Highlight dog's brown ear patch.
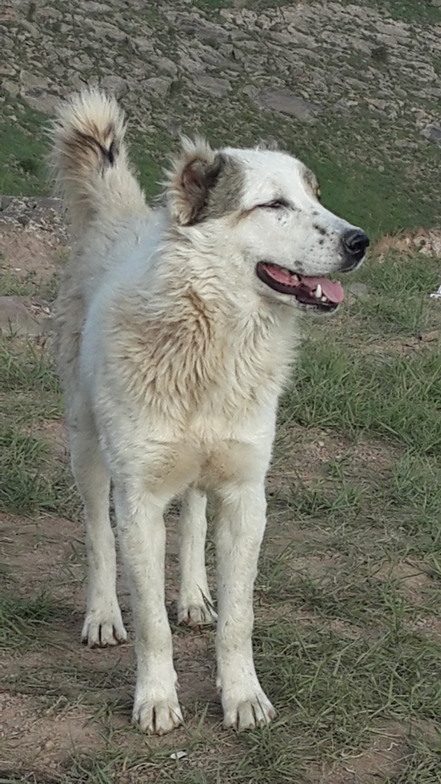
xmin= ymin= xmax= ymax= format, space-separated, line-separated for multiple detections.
xmin=303 ymin=166 xmax=322 ymax=201
xmin=167 ymin=138 xmax=225 ymax=225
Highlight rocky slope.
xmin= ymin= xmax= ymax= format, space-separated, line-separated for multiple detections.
xmin=1 ymin=0 xmax=441 ymax=232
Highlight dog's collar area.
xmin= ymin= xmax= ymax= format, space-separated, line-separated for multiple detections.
xmin=255 ymin=261 xmax=344 ymax=310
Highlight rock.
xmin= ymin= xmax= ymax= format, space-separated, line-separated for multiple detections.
xmin=19 ymin=70 xmax=49 ymax=91
xmin=253 ymin=89 xmax=320 ymax=122
xmin=0 ymin=196 xmax=66 ymax=240
xmin=150 ymin=55 xmax=178 ymax=77
xmin=18 ymin=19 xmax=39 ymax=37
xmin=0 ymin=196 xmax=13 ymax=211
xmin=1 ymin=80 xmax=20 ymax=98
xmin=18 ymin=70 xmax=58 ymax=112
xmin=141 ymin=77 xmax=173 ymax=97
xmin=0 ymin=63 xmax=16 ymax=76
xmin=0 ymin=296 xmax=51 ymax=337
xmin=79 ymin=1 xmax=113 ymax=11
xmin=100 ymin=75 xmax=128 ymax=97
xmin=374 ymin=228 xmax=441 ymax=259
xmin=192 ymin=74 xmax=231 ymax=98
xmin=421 ymin=123 xmax=441 ymax=145
xmin=346 ymin=282 xmax=369 ymax=299
xmin=21 ymin=89 xmax=59 ymax=114
xmin=334 ymin=98 xmax=352 ymax=115
xmin=175 ymin=15 xmax=230 ymax=43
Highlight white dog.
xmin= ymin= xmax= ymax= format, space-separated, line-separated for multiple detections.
xmin=50 ymin=89 xmax=368 ymax=735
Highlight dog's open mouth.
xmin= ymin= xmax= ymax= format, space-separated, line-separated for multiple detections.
xmin=256 ymin=262 xmax=344 ymax=311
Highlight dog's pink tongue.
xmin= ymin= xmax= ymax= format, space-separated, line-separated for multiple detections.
xmin=301 ymin=276 xmax=345 ymax=304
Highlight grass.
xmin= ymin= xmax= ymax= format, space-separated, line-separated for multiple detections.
xmin=0 ymin=588 xmax=63 ymax=651
xmin=281 ymin=253 xmax=441 ymax=453
xmin=0 ymin=101 xmax=48 ymax=195
xmin=0 ymin=269 xmax=61 ymax=300
xmin=189 ymin=0 xmax=441 ymax=21
xmin=340 ymin=0 xmax=441 ymax=24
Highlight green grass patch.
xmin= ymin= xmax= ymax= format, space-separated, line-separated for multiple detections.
xmin=0 ymin=588 xmax=62 ymax=650
xmin=239 ymin=621 xmax=441 ymax=781
xmin=340 ymin=0 xmax=441 ymax=24
xmin=0 ymin=424 xmax=78 ymax=518
xmin=281 ymin=252 xmax=441 ymax=453
xmin=303 ymin=142 xmax=441 ymax=241
xmin=349 ymin=252 xmax=441 ymax=336
xmin=0 ymin=269 xmax=61 ymax=300
xmin=0 ymin=342 xmax=59 ymax=393
xmin=284 ymin=345 xmax=441 ymax=453
xmin=0 ymin=340 xmax=79 ymax=518
xmin=0 ymin=102 xmax=49 ymax=195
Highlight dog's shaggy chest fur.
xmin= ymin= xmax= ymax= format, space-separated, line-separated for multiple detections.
xmin=50 ymin=89 xmax=367 ymax=735
xmin=102 ymin=263 xmax=297 ymax=426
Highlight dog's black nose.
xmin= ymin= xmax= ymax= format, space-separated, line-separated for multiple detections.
xmin=341 ymin=229 xmax=370 ymax=262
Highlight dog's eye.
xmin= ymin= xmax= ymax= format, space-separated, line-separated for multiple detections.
xmin=264 ymin=199 xmax=288 ymax=209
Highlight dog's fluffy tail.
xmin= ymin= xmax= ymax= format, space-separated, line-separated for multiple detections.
xmin=49 ymin=89 xmax=147 ymax=232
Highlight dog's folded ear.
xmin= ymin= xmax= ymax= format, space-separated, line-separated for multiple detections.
xmin=167 ymin=138 xmax=225 ymax=226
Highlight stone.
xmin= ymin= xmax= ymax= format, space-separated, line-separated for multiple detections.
xmin=0 ymin=297 xmax=51 ymax=337
xmin=175 ymin=15 xmax=230 ymax=43
xmin=100 ymin=75 xmax=128 ymax=97
xmin=1 ymin=80 xmax=19 ymax=98
xmin=150 ymin=55 xmax=178 ymax=77
xmin=0 ymin=63 xmax=16 ymax=76
xmin=346 ymin=282 xmax=369 ymax=299
xmin=334 ymin=98 xmax=352 ymax=115
xmin=19 ymin=70 xmax=49 ymax=91
xmin=141 ymin=77 xmax=172 ymax=97
xmin=19 ymin=19 xmax=39 ymax=37
xmin=0 ymin=196 xmax=13 ymax=210
xmin=254 ymin=89 xmax=319 ymax=122
xmin=21 ymin=89 xmax=59 ymax=113
xmin=18 ymin=69 xmax=58 ymax=112
xmin=421 ymin=123 xmax=441 ymax=145
xmin=192 ymin=74 xmax=231 ymax=98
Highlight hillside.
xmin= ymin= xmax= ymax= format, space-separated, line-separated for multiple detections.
xmin=1 ymin=0 xmax=441 ymax=235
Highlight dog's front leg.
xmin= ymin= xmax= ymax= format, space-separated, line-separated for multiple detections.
xmin=215 ymin=481 xmax=275 ymax=730
xmin=114 ymin=480 xmax=182 ymax=735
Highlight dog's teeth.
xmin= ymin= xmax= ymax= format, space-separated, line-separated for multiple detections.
xmin=315 ymin=284 xmax=322 ymax=299
xmin=321 ymin=294 xmax=328 ymax=302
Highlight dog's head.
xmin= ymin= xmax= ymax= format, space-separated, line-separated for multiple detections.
xmin=166 ymin=139 xmax=369 ymax=313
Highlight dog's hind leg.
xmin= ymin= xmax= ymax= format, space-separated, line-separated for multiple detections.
xmin=177 ymin=486 xmax=216 ymax=626
xmin=70 ymin=426 xmax=127 ymax=647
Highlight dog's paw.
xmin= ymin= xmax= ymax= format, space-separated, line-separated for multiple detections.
xmin=177 ymin=601 xmax=217 ymax=627
xmin=133 ymin=693 xmax=183 ymax=735
xmin=222 ymin=690 xmax=275 ymax=731
xmin=81 ymin=602 xmax=127 ymax=647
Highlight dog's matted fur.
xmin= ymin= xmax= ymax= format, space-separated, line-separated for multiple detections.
xmin=50 ymin=89 xmax=369 ymax=734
